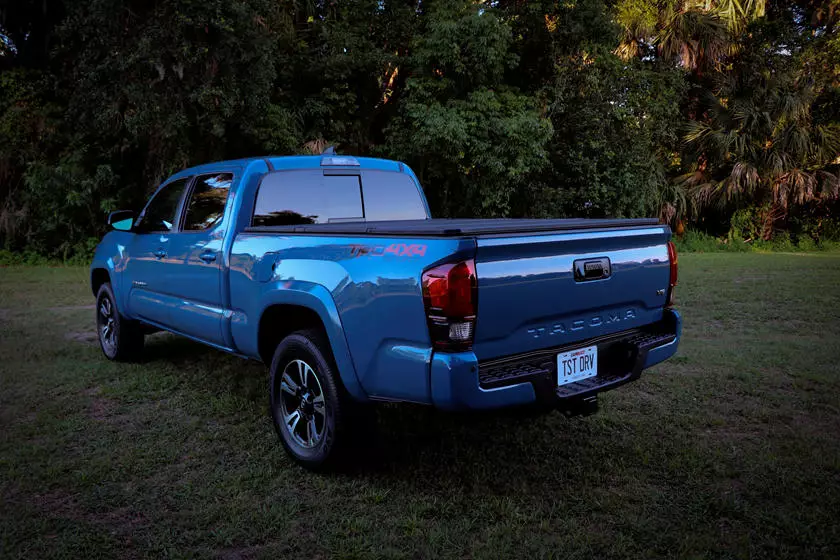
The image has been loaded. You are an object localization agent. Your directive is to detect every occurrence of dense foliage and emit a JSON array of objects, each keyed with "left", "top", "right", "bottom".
[{"left": 1, "top": 0, "right": 838, "bottom": 257}]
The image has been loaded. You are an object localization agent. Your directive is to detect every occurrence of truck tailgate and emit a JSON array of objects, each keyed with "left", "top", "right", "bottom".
[{"left": 473, "top": 225, "right": 671, "bottom": 361}]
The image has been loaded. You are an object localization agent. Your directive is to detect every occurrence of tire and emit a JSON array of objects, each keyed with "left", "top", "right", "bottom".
[
  {"left": 95, "top": 283, "right": 144, "bottom": 362},
  {"left": 269, "top": 329, "right": 368, "bottom": 470}
]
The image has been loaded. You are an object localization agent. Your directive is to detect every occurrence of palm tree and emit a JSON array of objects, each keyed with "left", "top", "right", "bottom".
[
  {"left": 677, "top": 68, "right": 840, "bottom": 236},
  {"left": 616, "top": 0, "right": 838, "bottom": 235},
  {"left": 657, "top": 4, "right": 730, "bottom": 73},
  {"left": 616, "top": 0, "right": 765, "bottom": 73}
]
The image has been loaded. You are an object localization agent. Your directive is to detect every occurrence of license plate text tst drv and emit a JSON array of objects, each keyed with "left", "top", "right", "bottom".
[{"left": 557, "top": 345, "right": 598, "bottom": 385}]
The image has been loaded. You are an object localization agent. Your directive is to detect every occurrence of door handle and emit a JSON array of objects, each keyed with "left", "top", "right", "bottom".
[
  {"left": 199, "top": 251, "right": 217, "bottom": 263},
  {"left": 154, "top": 248, "right": 167, "bottom": 259}
]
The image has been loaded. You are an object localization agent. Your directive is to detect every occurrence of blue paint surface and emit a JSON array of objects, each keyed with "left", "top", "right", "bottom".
[{"left": 91, "top": 155, "right": 682, "bottom": 410}]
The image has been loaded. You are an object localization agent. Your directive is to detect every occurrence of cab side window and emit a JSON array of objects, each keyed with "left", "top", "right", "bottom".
[
  {"left": 136, "top": 178, "right": 189, "bottom": 233},
  {"left": 183, "top": 173, "right": 233, "bottom": 231}
]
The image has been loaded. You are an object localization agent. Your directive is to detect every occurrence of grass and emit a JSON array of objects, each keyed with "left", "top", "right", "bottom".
[{"left": 1, "top": 254, "right": 840, "bottom": 559}]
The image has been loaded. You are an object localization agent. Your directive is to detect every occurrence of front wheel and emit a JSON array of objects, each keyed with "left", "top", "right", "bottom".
[
  {"left": 269, "top": 329, "right": 365, "bottom": 470},
  {"left": 96, "top": 283, "right": 144, "bottom": 362}
]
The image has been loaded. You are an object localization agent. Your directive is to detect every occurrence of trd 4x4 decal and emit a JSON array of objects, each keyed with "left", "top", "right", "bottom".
[{"left": 349, "top": 243, "right": 427, "bottom": 257}]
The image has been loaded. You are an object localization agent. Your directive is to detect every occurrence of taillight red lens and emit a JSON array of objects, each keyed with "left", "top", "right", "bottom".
[
  {"left": 423, "top": 261, "right": 475, "bottom": 316},
  {"left": 422, "top": 259, "right": 477, "bottom": 351},
  {"left": 667, "top": 241, "right": 678, "bottom": 306}
]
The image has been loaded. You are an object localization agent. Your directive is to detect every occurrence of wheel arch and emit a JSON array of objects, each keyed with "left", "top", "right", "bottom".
[
  {"left": 91, "top": 267, "right": 111, "bottom": 296},
  {"left": 258, "top": 304, "right": 325, "bottom": 364},
  {"left": 255, "top": 289, "right": 367, "bottom": 402}
]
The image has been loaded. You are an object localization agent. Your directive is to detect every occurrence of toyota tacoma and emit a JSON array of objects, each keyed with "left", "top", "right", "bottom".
[{"left": 90, "top": 153, "right": 682, "bottom": 468}]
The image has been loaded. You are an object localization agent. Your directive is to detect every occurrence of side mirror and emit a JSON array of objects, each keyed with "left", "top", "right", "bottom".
[{"left": 108, "top": 210, "right": 135, "bottom": 232}]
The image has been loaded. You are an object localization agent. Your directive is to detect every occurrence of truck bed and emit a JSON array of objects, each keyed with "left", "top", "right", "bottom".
[{"left": 245, "top": 218, "right": 660, "bottom": 237}]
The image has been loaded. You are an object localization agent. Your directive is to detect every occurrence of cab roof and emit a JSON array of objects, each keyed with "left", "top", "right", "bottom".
[{"left": 168, "top": 155, "right": 403, "bottom": 182}]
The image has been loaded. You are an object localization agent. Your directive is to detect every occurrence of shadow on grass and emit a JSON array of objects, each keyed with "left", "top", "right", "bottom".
[
  {"left": 138, "top": 332, "right": 603, "bottom": 487},
  {"left": 141, "top": 333, "right": 268, "bottom": 403},
  {"left": 140, "top": 332, "right": 226, "bottom": 364},
  {"left": 351, "top": 406, "right": 597, "bottom": 487}
]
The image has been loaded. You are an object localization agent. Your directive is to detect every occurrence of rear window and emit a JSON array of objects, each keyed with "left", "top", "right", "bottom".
[
  {"left": 362, "top": 171, "right": 428, "bottom": 221},
  {"left": 252, "top": 172, "right": 364, "bottom": 227}
]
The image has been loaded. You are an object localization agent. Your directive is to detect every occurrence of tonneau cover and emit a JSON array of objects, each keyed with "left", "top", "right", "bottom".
[{"left": 245, "top": 218, "right": 660, "bottom": 237}]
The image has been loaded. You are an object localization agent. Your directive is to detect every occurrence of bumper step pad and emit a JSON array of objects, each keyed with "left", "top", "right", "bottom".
[{"left": 478, "top": 325, "right": 677, "bottom": 402}]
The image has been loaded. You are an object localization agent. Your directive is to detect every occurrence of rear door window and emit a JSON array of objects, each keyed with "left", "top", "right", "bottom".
[
  {"left": 252, "top": 172, "right": 364, "bottom": 226},
  {"left": 182, "top": 173, "right": 233, "bottom": 231}
]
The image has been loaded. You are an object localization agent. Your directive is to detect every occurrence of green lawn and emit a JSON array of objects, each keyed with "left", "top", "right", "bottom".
[{"left": 2, "top": 254, "right": 840, "bottom": 559}]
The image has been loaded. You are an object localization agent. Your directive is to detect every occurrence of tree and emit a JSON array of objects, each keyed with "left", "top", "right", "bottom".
[
  {"left": 677, "top": 20, "right": 840, "bottom": 233},
  {"left": 1, "top": 0, "right": 838, "bottom": 256},
  {"left": 384, "top": 0, "right": 552, "bottom": 218},
  {"left": 614, "top": 0, "right": 840, "bottom": 234},
  {"left": 500, "top": 0, "right": 685, "bottom": 219}
]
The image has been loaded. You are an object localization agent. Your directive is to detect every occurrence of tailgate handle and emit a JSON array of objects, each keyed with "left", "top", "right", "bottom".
[{"left": 574, "top": 257, "right": 611, "bottom": 282}]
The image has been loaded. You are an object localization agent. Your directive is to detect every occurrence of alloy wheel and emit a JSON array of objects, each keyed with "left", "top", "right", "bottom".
[
  {"left": 98, "top": 296, "right": 117, "bottom": 352},
  {"left": 277, "top": 359, "right": 327, "bottom": 448}
]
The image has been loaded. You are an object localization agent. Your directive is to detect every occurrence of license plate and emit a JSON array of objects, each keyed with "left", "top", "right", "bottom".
[{"left": 557, "top": 345, "right": 598, "bottom": 385}]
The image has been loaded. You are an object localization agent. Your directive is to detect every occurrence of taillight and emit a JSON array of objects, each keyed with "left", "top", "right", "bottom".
[
  {"left": 667, "top": 241, "right": 678, "bottom": 307},
  {"left": 422, "top": 259, "right": 477, "bottom": 351}
]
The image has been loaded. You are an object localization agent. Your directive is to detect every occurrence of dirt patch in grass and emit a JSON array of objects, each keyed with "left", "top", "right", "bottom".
[
  {"left": 217, "top": 544, "right": 273, "bottom": 560},
  {"left": 31, "top": 489, "right": 86, "bottom": 522},
  {"left": 85, "top": 387, "right": 117, "bottom": 421},
  {"left": 48, "top": 304, "right": 95, "bottom": 312},
  {"left": 5, "top": 486, "right": 151, "bottom": 541},
  {"left": 732, "top": 275, "right": 770, "bottom": 283},
  {"left": 90, "top": 398, "right": 114, "bottom": 421},
  {"left": 65, "top": 331, "right": 97, "bottom": 345}
]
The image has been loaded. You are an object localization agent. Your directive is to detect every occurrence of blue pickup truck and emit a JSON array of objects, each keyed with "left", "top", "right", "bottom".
[{"left": 91, "top": 153, "right": 681, "bottom": 468}]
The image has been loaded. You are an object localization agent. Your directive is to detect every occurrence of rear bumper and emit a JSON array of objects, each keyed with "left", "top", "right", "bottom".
[{"left": 430, "top": 309, "right": 682, "bottom": 411}]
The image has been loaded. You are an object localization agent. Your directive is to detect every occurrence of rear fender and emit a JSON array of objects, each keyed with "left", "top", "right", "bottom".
[{"left": 254, "top": 282, "right": 366, "bottom": 402}]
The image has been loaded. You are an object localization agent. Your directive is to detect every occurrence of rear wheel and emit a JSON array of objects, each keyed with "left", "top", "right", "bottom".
[
  {"left": 96, "top": 283, "right": 144, "bottom": 362},
  {"left": 277, "top": 358, "right": 328, "bottom": 449},
  {"left": 269, "top": 329, "right": 367, "bottom": 470}
]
